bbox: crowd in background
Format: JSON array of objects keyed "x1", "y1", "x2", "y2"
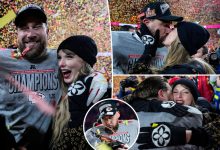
[{"x1": 114, "y1": 75, "x2": 220, "y2": 114}]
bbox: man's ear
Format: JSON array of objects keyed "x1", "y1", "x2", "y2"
[
  {"x1": 116, "y1": 111, "x2": 120, "y2": 118},
  {"x1": 157, "y1": 89, "x2": 164, "y2": 100}
]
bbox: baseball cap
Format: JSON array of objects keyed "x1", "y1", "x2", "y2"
[
  {"x1": 15, "y1": 4, "x2": 47, "y2": 27},
  {"x1": 142, "y1": 2, "x2": 183, "y2": 22},
  {"x1": 98, "y1": 101, "x2": 118, "y2": 120}
]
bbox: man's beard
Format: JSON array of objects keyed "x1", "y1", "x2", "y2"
[
  {"x1": 105, "y1": 124, "x2": 119, "y2": 134},
  {"x1": 18, "y1": 39, "x2": 47, "y2": 60}
]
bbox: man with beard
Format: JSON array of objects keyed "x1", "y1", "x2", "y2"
[
  {"x1": 0, "y1": 4, "x2": 60, "y2": 150},
  {"x1": 0, "y1": 4, "x2": 108, "y2": 150},
  {"x1": 112, "y1": 1, "x2": 183, "y2": 74},
  {"x1": 122, "y1": 76, "x2": 204, "y2": 149},
  {"x1": 85, "y1": 100, "x2": 139, "y2": 149}
]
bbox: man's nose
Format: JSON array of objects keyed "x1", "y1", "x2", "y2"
[
  {"x1": 165, "y1": 27, "x2": 173, "y2": 33},
  {"x1": 26, "y1": 28, "x2": 37, "y2": 38},
  {"x1": 107, "y1": 119, "x2": 112, "y2": 125},
  {"x1": 177, "y1": 92, "x2": 183, "y2": 98},
  {"x1": 169, "y1": 24, "x2": 175, "y2": 30}
]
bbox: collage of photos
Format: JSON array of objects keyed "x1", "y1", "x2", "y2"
[{"x1": 0, "y1": 0, "x2": 219, "y2": 150}]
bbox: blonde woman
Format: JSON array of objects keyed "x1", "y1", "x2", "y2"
[
  {"x1": 51, "y1": 35, "x2": 109, "y2": 149},
  {"x1": 171, "y1": 77, "x2": 220, "y2": 149},
  {"x1": 172, "y1": 78, "x2": 199, "y2": 107}
]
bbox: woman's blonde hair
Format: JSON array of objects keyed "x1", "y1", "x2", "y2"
[
  {"x1": 159, "y1": 37, "x2": 215, "y2": 74},
  {"x1": 163, "y1": 37, "x2": 191, "y2": 69},
  {"x1": 50, "y1": 61, "x2": 93, "y2": 147},
  {"x1": 193, "y1": 57, "x2": 215, "y2": 74}
]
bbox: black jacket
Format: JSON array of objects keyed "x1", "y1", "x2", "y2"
[{"x1": 161, "y1": 61, "x2": 208, "y2": 74}]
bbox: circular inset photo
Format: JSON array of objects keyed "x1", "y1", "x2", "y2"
[{"x1": 83, "y1": 98, "x2": 140, "y2": 150}]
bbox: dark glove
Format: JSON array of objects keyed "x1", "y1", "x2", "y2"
[
  {"x1": 137, "y1": 122, "x2": 186, "y2": 149},
  {"x1": 139, "y1": 23, "x2": 160, "y2": 59},
  {"x1": 189, "y1": 127, "x2": 209, "y2": 147},
  {"x1": 130, "y1": 24, "x2": 160, "y2": 74},
  {"x1": 120, "y1": 76, "x2": 138, "y2": 88},
  {"x1": 150, "y1": 100, "x2": 189, "y2": 117},
  {"x1": 0, "y1": 115, "x2": 16, "y2": 150},
  {"x1": 109, "y1": 141, "x2": 128, "y2": 150},
  {"x1": 17, "y1": 126, "x2": 44, "y2": 150}
]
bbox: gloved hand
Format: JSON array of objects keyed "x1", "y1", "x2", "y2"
[
  {"x1": 109, "y1": 141, "x2": 128, "y2": 150},
  {"x1": 137, "y1": 122, "x2": 186, "y2": 149},
  {"x1": 130, "y1": 24, "x2": 160, "y2": 74},
  {"x1": 0, "y1": 115, "x2": 16, "y2": 150},
  {"x1": 120, "y1": 76, "x2": 138, "y2": 88},
  {"x1": 150, "y1": 100, "x2": 189, "y2": 117},
  {"x1": 86, "y1": 72, "x2": 108, "y2": 106},
  {"x1": 189, "y1": 127, "x2": 209, "y2": 147},
  {"x1": 17, "y1": 126, "x2": 44, "y2": 150},
  {"x1": 139, "y1": 23, "x2": 160, "y2": 59}
]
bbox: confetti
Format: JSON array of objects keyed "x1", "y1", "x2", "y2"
[
  {"x1": 0, "y1": 0, "x2": 111, "y2": 76},
  {"x1": 109, "y1": 0, "x2": 220, "y2": 50}
]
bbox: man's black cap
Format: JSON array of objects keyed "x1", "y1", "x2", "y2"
[
  {"x1": 15, "y1": 4, "x2": 47, "y2": 27},
  {"x1": 142, "y1": 2, "x2": 183, "y2": 22},
  {"x1": 98, "y1": 101, "x2": 118, "y2": 120}
]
